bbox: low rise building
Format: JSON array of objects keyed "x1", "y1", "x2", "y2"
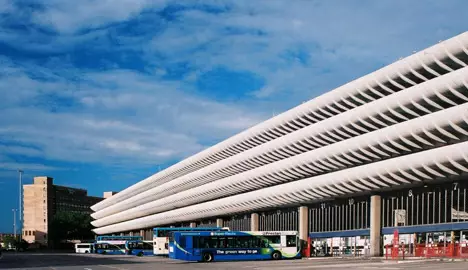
[{"x1": 22, "y1": 176, "x2": 105, "y2": 245}]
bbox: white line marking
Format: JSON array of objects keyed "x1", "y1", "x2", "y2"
[
  {"x1": 253, "y1": 262, "x2": 387, "y2": 270},
  {"x1": 98, "y1": 265, "x2": 128, "y2": 270}
]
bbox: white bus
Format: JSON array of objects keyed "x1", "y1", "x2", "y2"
[
  {"x1": 75, "y1": 243, "x2": 94, "y2": 254},
  {"x1": 153, "y1": 227, "x2": 229, "y2": 255}
]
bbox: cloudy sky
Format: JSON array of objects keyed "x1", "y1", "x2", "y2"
[{"x1": 0, "y1": 0, "x2": 467, "y2": 232}]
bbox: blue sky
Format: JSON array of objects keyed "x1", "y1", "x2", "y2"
[{"x1": 0, "y1": 0, "x2": 467, "y2": 233}]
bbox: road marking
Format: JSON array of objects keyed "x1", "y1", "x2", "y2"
[
  {"x1": 252, "y1": 262, "x2": 387, "y2": 269},
  {"x1": 98, "y1": 265, "x2": 129, "y2": 270},
  {"x1": 84, "y1": 268, "x2": 93, "y2": 270},
  {"x1": 362, "y1": 266, "x2": 401, "y2": 270}
]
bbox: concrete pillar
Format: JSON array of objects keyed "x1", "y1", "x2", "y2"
[
  {"x1": 129, "y1": 231, "x2": 134, "y2": 236},
  {"x1": 251, "y1": 213, "x2": 259, "y2": 231},
  {"x1": 370, "y1": 195, "x2": 382, "y2": 257},
  {"x1": 190, "y1": 222, "x2": 197, "y2": 228},
  {"x1": 140, "y1": 229, "x2": 145, "y2": 239},
  {"x1": 120, "y1": 232, "x2": 124, "y2": 236},
  {"x1": 298, "y1": 206, "x2": 309, "y2": 248},
  {"x1": 216, "y1": 218, "x2": 223, "y2": 227}
]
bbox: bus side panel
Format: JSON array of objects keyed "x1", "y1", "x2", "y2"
[
  {"x1": 280, "y1": 247, "x2": 302, "y2": 259},
  {"x1": 170, "y1": 236, "x2": 200, "y2": 261},
  {"x1": 196, "y1": 248, "x2": 272, "y2": 261}
]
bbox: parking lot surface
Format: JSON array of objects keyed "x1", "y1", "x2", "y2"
[{"x1": 1, "y1": 253, "x2": 468, "y2": 270}]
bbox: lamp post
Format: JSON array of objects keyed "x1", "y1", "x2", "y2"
[
  {"x1": 18, "y1": 169, "x2": 23, "y2": 242},
  {"x1": 12, "y1": 209, "x2": 17, "y2": 238}
]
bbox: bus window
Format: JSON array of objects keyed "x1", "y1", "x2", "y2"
[
  {"x1": 226, "y1": 237, "x2": 236, "y2": 248},
  {"x1": 197, "y1": 237, "x2": 219, "y2": 248},
  {"x1": 218, "y1": 238, "x2": 226, "y2": 248},
  {"x1": 286, "y1": 235, "x2": 297, "y2": 247},
  {"x1": 179, "y1": 236, "x2": 186, "y2": 248},
  {"x1": 168, "y1": 232, "x2": 174, "y2": 243},
  {"x1": 156, "y1": 230, "x2": 170, "y2": 238},
  {"x1": 265, "y1": 236, "x2": 281, "y2": 244}
]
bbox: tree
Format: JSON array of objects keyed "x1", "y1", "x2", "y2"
[
  {"x1": 2, "y1": 235, "x2": 16, "y2": 249},
  {"x1": 2, "y1": 236, "x2": 28, "y2": 251},
  {"x1": 49, "y1": 212, "x2": 95, "y2": 248}
]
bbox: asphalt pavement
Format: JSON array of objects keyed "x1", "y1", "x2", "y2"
[{"x1": 1, "y1": 252, "x2": 468, "y2": 270}]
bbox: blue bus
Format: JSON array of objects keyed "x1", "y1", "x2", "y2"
[
  {"x1": 95, "y1": 235, "x2": 143, "y2": 255},
  {"x1": 125, "y1": 240, "x2": 154, "y2": 256},
  {"x1": 153, "y1": 227, "x2": 229, "y2": 255},
  {"x1": 96, "y1": 235, "x2": 142, "y2": 242},
  {"x1": 169, "y1": 231, "x2": 301, "y2": 262}
]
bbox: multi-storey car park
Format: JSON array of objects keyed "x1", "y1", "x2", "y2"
[{"x1": 91, "y1": 32, "x2": 468, "y2": 257}]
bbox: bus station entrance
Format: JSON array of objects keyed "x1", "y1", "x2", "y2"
[
  {"x1": 382, "y1": 225, "x2": 468, "y2": 259},
  {"x1": 306, "y1": 179, "x2": 468, "y2": 258},
  {"x1": 309, "y1": 230, "x2": 370, "y2": 257}
]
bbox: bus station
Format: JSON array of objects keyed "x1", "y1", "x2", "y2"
[{"x1": 86, "y1": 31, "x2": 468, "y2": 261}]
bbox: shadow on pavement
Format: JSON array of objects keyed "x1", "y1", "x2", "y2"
[{"x1": 0, "y1": 253, "x2": 145, "y2": 269}]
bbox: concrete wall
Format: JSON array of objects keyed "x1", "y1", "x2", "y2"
[{"x1": 23, "y1": 177, "x2": 51, "y2": 244}]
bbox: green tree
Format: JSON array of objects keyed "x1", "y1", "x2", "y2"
[
  {"x1": 49, "y1": 212, "x2": 95, "y2": 247},
  {"x1": 2, "y1": 236, "x2": 28, "y2": 251},
  {"x1": 3, "y1": 235, "x2": 16, "y2": 249}
]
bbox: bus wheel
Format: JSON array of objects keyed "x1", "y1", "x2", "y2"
[
  {"x1": 85, "y1": 251, "x2": 89, "y2": 254},
  {"x1": 102, "y1": 251, "x2": 107, "y2": 255},
  {"x1": 202, "y1": 252, "x2": 213, "y2": 262},
  {"x1": 137, "y1": 252, "x2": 144, "y2": 257},
  {"x1": 271, "y1": 251, "x2": 281, "y2": 260}
]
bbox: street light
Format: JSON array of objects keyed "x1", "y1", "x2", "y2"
[
  {"x1": 18, "y1": 169, "x2": 23, "y2": 242},
  {"x1": 12, "y1": 209, "x2": 17, "y2": 238}
]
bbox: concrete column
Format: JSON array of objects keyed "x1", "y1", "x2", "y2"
[
  {"x1": 216, "y1": 218, "x2": 223, "y2": 227},
  {"x1": 120, "y1": 232, "x2": 124, "y2": 236},
  {"x1": 370, "y1": 195, "x2": 382, "y2": 257},
  {"x1": 251, "y1": 213, "x2": 259, "y2": 231},
  {"x1": 190, "y1": 222, "x2": 197, "y2": 228},
  {"x1": 129, "y1": 231, "x2": 134, "y2": 236},
  {"x1": 298, "y1": 206, "x2": 309, "y2": 248},
  {"x1": 140, "y1": 229, "x2": 145, "y2": 239}
]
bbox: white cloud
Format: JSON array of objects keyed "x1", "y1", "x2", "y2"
[
  {"x1": 0, "y1": 0, "x2": 13, "y2": 14},
  {"x1": 0, "y1": 0, "x2": 467, "y2": 175},
  {"x1": 0, "y1": 145, "x2": 43, "y2": 158},
  {"x1": 31, "y1": 0, "x2": 167, "y2": 34},
  {"x1": 0, "y1": 60, "x2": 267, "y2": 168},
  {"x1": 0, "y1": 162, "x2": 61, "y2": 171},
  {"x1": 138, "y1": 0, "x2": 468, "y2": 100}
]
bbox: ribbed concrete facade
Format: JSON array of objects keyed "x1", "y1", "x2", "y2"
[{"x1": 91, "y1": 32, "x2": 468, "y2": 236}]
